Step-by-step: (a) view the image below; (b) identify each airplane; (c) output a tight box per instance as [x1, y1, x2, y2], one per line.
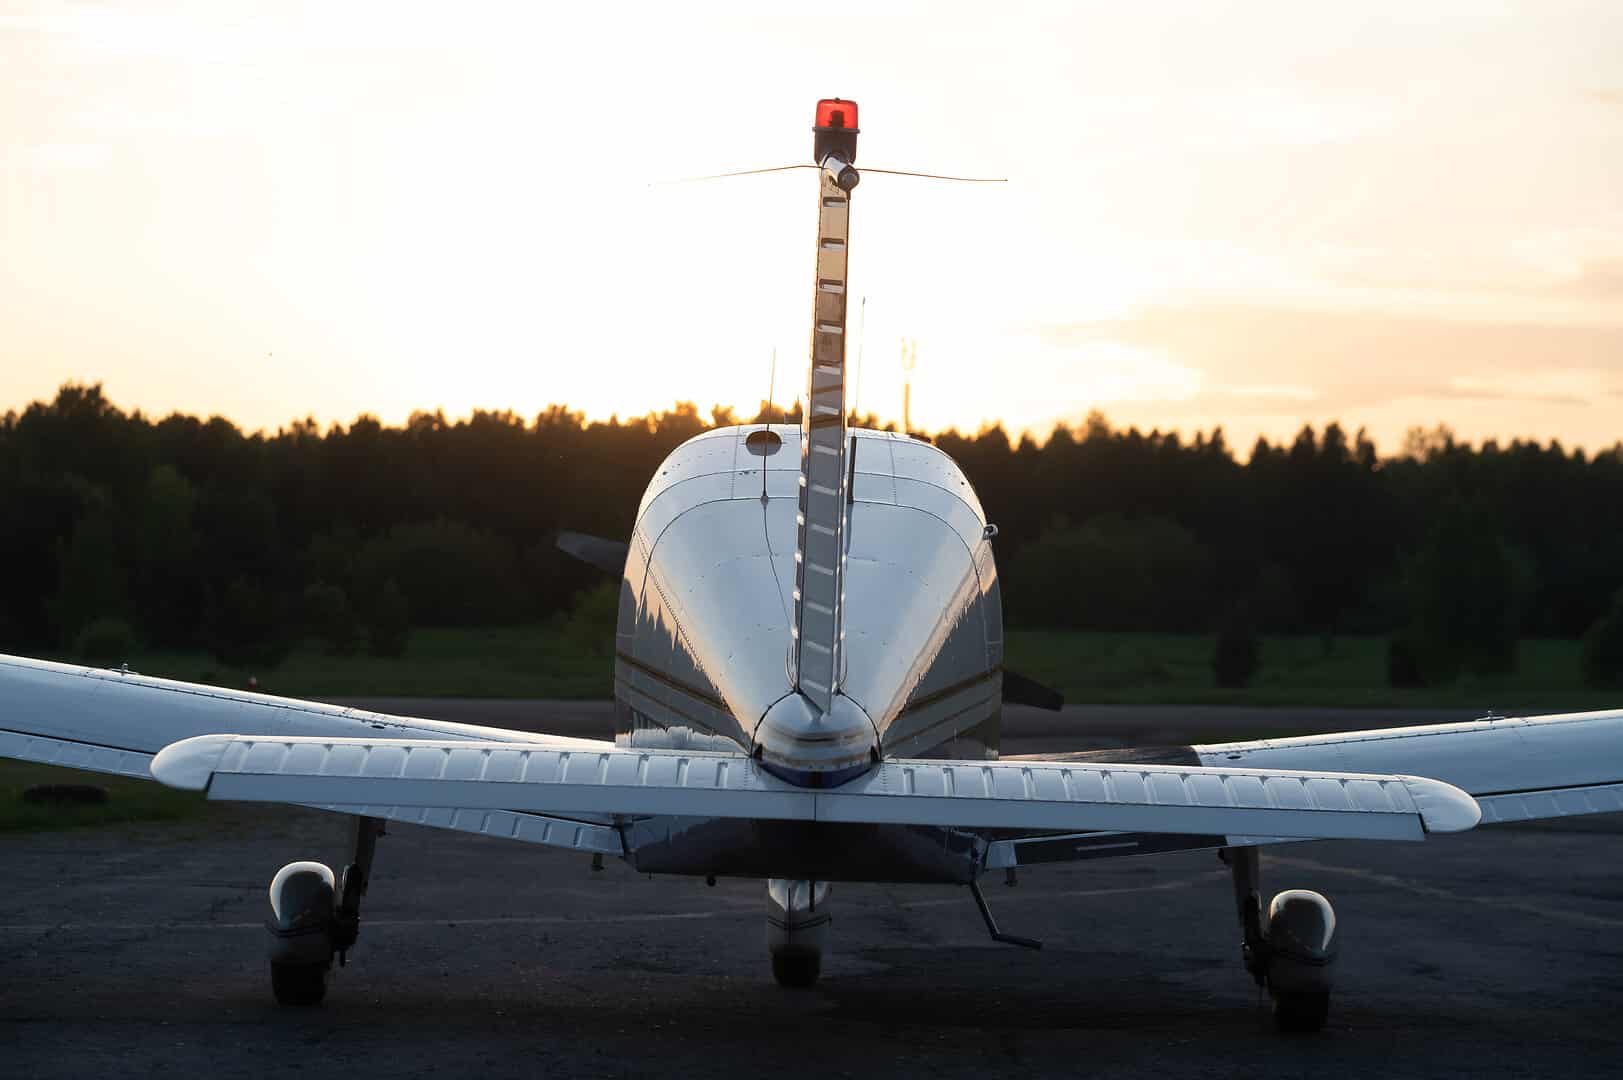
[2, 98, 1620, 1033]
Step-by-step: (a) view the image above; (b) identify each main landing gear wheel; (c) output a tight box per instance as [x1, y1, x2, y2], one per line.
[270, 961, 329, 1007]
[265, 817, 384, 1007]
[1222, 848, 1337, 1034]
[771, 950, 822, 989]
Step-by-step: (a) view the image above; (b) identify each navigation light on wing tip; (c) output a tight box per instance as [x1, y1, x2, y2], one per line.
[813, 97, 860, 191]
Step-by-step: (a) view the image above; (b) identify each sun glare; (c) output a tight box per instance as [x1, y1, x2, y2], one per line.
[1, 3, 1619, 452]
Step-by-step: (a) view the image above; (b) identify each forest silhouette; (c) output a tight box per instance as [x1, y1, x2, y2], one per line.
[4, 383, 1622, 686]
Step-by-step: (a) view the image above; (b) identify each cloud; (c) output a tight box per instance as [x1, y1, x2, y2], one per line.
[1434, 375, 1596, 407]
[1040, 303, 1623, 416]
[1214, 384, 1321, 403]
[21, 141, 110, 170]
[1313, 248, 1623, 304]
[1564, 259, 1623, 298]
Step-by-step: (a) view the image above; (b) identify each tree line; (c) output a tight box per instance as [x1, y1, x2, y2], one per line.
[3, 383, 1622, 686]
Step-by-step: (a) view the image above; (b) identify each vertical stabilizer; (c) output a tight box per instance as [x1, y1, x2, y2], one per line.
[792, 164, 855, 711]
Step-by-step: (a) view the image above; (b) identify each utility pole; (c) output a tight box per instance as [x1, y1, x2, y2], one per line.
[900, 337, 917, 434]
[852, 296, 867, 421]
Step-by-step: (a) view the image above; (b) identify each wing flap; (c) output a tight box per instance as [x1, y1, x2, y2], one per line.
[1476, 781, 1623, 824]
[152, 734, 1479, 841]
[0, 728, 156, 780]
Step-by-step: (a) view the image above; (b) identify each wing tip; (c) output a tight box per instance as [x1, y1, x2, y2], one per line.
[150, 734, 234, 791]
[1402, 775, 1482, 834]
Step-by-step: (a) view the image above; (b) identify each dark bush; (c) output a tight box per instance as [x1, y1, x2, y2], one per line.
[129, 465, 202, 648]
[356, 521, 520, 626]
[205, 578, 293, 669]
[48, 506, 128, 646]
[1581, 589, 1623, 688]
[302, 581, 360, 656]
[1400, 498, 1533, 679]
[366, 578, 411, 658]
[0, 612, 23, 652]
[73, 616, 136, 664]
[564, 580, 620, 652]
[22, 783, 108, 805]
[1005, 515, 1213, 631]
[1387, 635, 1425, 687]
[1212, 618, 1261, 688]
[301, 529, 360, 599]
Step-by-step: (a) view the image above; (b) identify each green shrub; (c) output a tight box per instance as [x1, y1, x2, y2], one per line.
[73, 616, 136, 664]
[1399, 498, 1534, 680]
[302, 581, 360, 656]
[205, 578, 293, 669]
[1212, 617, 1261, 688]
[1581, 589, 1623, 688]
[564, 580, 620, 653]
[1386, 635, 1425, 687]
[366, 578, 411, 658]
[356, 520, 520, 627]
[1006, 515, 1214, 631]
[48, 507, 128, 647]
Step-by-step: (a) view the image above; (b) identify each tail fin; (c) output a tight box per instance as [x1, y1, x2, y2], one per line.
[791, 169, 853, 711]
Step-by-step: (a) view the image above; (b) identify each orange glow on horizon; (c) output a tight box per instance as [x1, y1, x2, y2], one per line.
[2, 3, 1620, 455]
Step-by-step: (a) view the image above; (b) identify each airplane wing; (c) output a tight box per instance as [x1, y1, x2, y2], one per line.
[1193, 709, 1623, 824]
[991, 707, 1623, 868]
[0, 653, 612, 766]
[0, 653, 621, 855]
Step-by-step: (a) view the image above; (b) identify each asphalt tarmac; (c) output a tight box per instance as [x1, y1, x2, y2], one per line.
[2, 701, 1619, 1079]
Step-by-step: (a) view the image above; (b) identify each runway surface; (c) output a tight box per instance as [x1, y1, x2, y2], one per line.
[3, 700, 1619, 1078]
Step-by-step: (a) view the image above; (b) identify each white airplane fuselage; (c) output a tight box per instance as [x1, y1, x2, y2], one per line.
[610, 423, 1006, 882]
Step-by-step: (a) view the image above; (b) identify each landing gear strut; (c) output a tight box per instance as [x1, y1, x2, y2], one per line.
[766, 879, 830, 988]
[333, 815, 382, 966]
[266, 816, 384, 1006]
[1221, 846, 1337, 1033]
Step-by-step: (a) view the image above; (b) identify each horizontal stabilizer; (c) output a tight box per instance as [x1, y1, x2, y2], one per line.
[555, 531, 630, 575]
[152, 734, 1479, 841]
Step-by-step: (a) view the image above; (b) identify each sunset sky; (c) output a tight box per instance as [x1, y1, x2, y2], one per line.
[3, 1, 1620, 453]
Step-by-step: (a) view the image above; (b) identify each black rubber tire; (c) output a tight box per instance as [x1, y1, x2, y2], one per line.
[771, 950, 821, 989]
[1272, 989, 1329, 1033]
[271, 962, 329, 1006]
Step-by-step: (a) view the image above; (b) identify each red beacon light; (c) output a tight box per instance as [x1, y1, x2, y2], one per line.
[815, 99, 859, 132]
[813, 97, 860, 191]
